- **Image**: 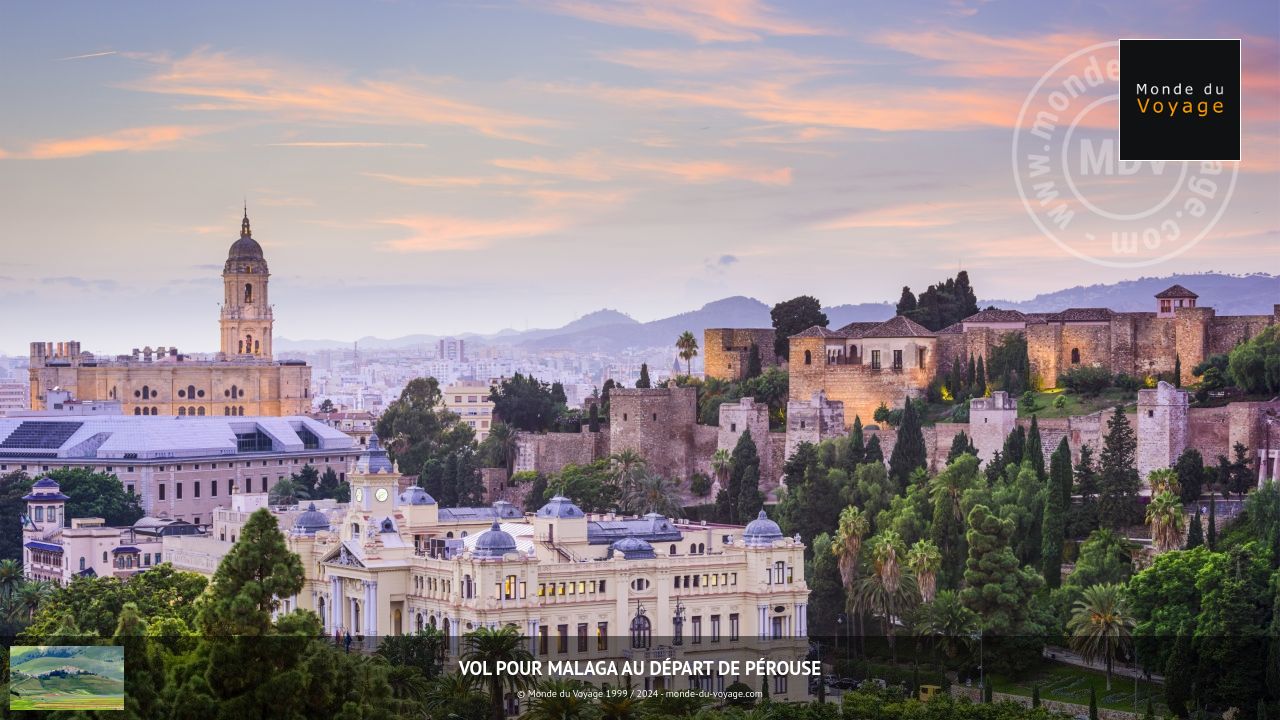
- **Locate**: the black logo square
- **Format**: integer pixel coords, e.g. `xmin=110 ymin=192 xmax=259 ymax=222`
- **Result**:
xmin=1119 ymin=39 xmax=1240 ymax=161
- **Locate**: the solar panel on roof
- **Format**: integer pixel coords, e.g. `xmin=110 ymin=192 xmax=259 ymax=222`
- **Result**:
xmin=0 ymin=421 xmax=83 ymax=450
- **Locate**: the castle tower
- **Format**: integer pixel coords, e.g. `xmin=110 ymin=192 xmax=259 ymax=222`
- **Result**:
xmin=22 ymin=477 xmax=68 ymax=540
xmin=221 ymin=206 xmax=274 ymax=358
xmin=969 ymin=391 xmax=1018 ymax=468
xmin=1137 ymin=380 xmax=1189 ymax=491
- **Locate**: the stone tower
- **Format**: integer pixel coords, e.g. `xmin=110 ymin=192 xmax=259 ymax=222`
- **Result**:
xmin=220 ymin=206 xmax=274 ymax=358
xmin=969 ymin=391 xmax=1018 ymax=468
xmin=1137 ymin=380 xmax=1189 ymax=489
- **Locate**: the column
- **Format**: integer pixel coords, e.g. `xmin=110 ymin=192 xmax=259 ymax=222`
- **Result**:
xmin=758 ymin=606 xmax=767 ymax=640
xmin=450 ymin=616 xmax=460 ymax=657
xmin=1261 ymin=450 xmax=1269 ymax=485
xmin=330 ymin=577 xmax=341 ymax=632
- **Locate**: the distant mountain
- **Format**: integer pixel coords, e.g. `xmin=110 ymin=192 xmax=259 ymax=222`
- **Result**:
xmin=275 ymin=273 xmax=1277 ymax=353
xmin=984 ymin=273 xmax=1279 ymax=315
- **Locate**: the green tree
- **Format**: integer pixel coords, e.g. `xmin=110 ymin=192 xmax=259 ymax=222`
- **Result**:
xmin=906 ymin=539 xmax=941 ymax=603
xmin=770 ymin=295 xmax=828 ymax=359
xmin=378 ymin=377 xmax=476 ymax=474
xmin=988 ymin=332 xmax=1032 ymax=395
xmin=588 ymin=403 xmax=600 ymax=432
xmin=727 ymin=429 xmax=760 ymax=524
xmin=960 ymin=504 xmax=1044 ymax=671
xmin=1206 ymin=494 xmax=1217 ymax=550
xmin=833 ymin=505 xmax=869 ymax=590
xmin=1068 ymin=584 xmax=1133 ymax=690
xmin=1097 ymin=406 xmax=1139 ymax=530
xmin=1174 ymin=447 xmax=1204 ymax=504
xmin=46 ymin=467 xmax=145 ymax=527
xmin=947 ymin=431 xmax=977 ymax=464
xmin=1067 ymin=529 xmax=1134 ymax=588
xmin=896 ymin=286 xmax=917 ymax=315
xmin=636 ymin=363 xmax=652 ymax=389
xmin=898 ymin=272 xmax=979 ymax=331
xmin=487 ymin=373 xmax=565 ymax=433
xmin=738 ymin=465 xmax=763 ymax=521
xmin=865 ymin=434 xmax=884 ymax=464
xmin=889 ymin=397 xmax=927 ymax=491
xmin=1041 ymin=438 xmax=1071 ymax=588
xmin=1227 ymin=324 xmax=1280 ymax=394
xmin=929 ymin=454 xmax=982 ymax=590
xmin=318 ymin=398 xmax=336 ymax=413
xmin=1025 ymin=415 xmax=1045 ymax=479
xmin=676 ymin=331 xmax=699 ymax=376
xmin=269 ymin=477 xmax=308 ymax=505
xmin=1145 ymin=491 xmax=1186 ymax=553
xmin=1002 ymin=426 xmax=1026 ymax=472
xmin=462 ymin=625 xmax=534 ymax=720
xmin=1185 ymin=508 xmax=1203 ymax=548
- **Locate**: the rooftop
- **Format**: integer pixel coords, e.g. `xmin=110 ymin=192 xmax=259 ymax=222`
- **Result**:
xmin=0 ymin=415 xmax=354 ymax=460
xmin=1155 ymin=284 xmax=1199 ymax=299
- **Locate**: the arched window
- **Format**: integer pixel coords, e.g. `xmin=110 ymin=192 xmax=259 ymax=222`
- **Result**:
xmin=254 ymin=339 xmax=260 ymax=354
xmin=134 ymin=407 xmax=142 ymax=416
xmin=245 ymin=334 xmax=254 ymax=354
xmin=803 ymin=350 xmax=812 ymax=365
xmin=630 ymin=613 xmax=652 ymax=649
xmin=142 ymin=385 xmax=151 ymax=399
xmin=102 ymin=551 xmax=108 ymax=563
xmin=238 ymin=340 xmax=244 ymax=353
xmin=197 ymin=407 xmax=205 ymax=416
xmin=187 ymin=385 xmax=196 ymax=400
xmin=698 ymin=543 xmax=705 ymax=554
xmin=79 ymin=557 xmax=85 ymax=571
xmin=416 ymin=614 xmax=423 ymax=633
xmin=189 ymin=406 xmax=196 ymax=416
xmin=1071 ymin=348 xmax=1081 ymax=364
xmin=178 ymin=407 xmax=186 ymax=416
xmin=670 ymin=544 xmax=677 ymax=556
xmin=244 ymin=283 xmax=253 ymax=303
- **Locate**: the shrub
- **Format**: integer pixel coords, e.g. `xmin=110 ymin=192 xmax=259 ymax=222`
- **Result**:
xmin=1114 ymin=373 xmax=1142 ymax=392
xmin=1058 ymin=366 xmax=1113 ymax=396
xmin=690 ymin=473 xmax=712 ymax=497
xmin=1053 ymin=395 xmax=1067 ymax=410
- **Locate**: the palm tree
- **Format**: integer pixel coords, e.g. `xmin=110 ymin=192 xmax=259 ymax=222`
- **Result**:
xmin=609 ymin=450 xmax=647 ymax=493
xmin=9 ymin=580 xmax=54 ymax=623
xmin=1067 ymin=583 xmax=1134 ymax=691
xmin=624 ymin=472 xmax=684 ymax=517
xmin=0 ymin=559 xmax=23 ymax=599
xmin=1146 ymin=468 xmax=1181 ymax=497
xmin=676 ymin=331 xmax=699 ymax=376
xmin=1145 ymin=490 xmax=1186 ymax=553
xmin=486 ymin=421 xmax=519 ymax=475
xmin=906 ymin=539 xmax=942 ymax=603
xmin=832 ymin=506 xmax=869 ymax=588
xmin=598 ymin=693 xmax=638 ymax=720
xmin=461 ymin=625 xmax=534 ymax=720
xmin=851 ymin=530 xmax=919 ymax=657
xmin=423 ymin=672 xmax=485 ymax=717
xmin=912 ymin=590 xmax=978 ymax=661
xmin=870 ymin=530 xmax=905 ymax=593
xmin=711 ymin=449 xmax=732 ymax=493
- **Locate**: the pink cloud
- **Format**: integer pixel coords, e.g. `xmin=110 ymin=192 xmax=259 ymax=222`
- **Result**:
xmin=124 ymin=49 xmax=552 ymax=143
xmin=379 ymin=214 xmax=570 ymax=252
xmin=541 ymin=0 xmax=835 ymax=43
xmin=14 ymin=125 xmax=207 ymax=159
xmin=362 ymin=172 xmax=550 ymax=188
xmin=492 ymin=150 xmax=792 ymax=185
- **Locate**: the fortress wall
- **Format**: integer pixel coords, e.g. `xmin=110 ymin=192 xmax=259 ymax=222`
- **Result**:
xmin=704 ymin=328 xmax=777 ymax=381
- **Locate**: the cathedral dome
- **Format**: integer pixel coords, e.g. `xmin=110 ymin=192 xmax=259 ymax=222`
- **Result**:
xmin=225 ymin=209 xmax=267 ymax=269
xmin=742 ymin=510 xmax=783 ymax=547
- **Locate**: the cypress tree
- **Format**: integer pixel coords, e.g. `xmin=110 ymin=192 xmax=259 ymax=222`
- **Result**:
xmin=1041 ymin=437 xmax=1071 ymax=588
xmin=1025 ymin=415 xmax=1045 ymax=480
xmin=1032 ymin=684 xmax=1041 ymax=708
xmin=1097 ymin=406 xmax=1140 ymax=530
xmin=728 ymin=429 xmax=760 ymax=523
xmin=1207 ymin=495 xmax=1217 ymax=549
xmin=951 ymin=356 xmax=964 ymax=398
xmin=847 ymin=416 xmax=866 ymax=469
xmin=889 ymin=398 xmax=927 ymax=491
xmin=1088 ymin=687 xmax=1098 ymax=720
xmin=865 ymin=434 xmax=884 ymax=464
xmin=738 ymin=465 xmax=763 ymax=521
xmin=985 ymin=450 xmax=1005 ymax=485
xmin=588 ymin=403 xmax=600 ymax=432
xmin=636 ymin=363 xmax=651 ymax=389
xmin=975 ymin=356 xmax=987 ymax=396
xmin=1185 ymin=509 xmax=1203 ymax=549
xmin=947 ymin=431 xmax=977 ymax=464
xmin=1003 ymin=425 xmax=1026 ymax=472
xmin=746 ymin=343 xmax=763 ymax=379
xmin=1174 ymin=356 xmax=1182 ymax=388
xmin=967 ymin=354 xmax=976 ymax=390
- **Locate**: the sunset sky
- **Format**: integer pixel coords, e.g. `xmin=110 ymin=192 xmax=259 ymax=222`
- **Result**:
xmin=1 ymin=0 xmax=1277 ymax=355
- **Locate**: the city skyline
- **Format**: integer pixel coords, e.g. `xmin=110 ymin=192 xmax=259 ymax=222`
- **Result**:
xmin=2 ymin=0 xmax=1278 ymax=355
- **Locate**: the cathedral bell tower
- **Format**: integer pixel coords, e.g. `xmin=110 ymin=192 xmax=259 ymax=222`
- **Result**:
xmin=220 ymin=206 xmax=274 ymax=358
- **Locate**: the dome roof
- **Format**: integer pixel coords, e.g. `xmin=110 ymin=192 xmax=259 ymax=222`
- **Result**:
xmin=537 ymin=496 xmax=584 ymax=519
xmin=610 ymin=536 xmax=656 ymax=560
xmin=398 ymin=487 xmax=436 ymax=506
xmin=473 ymin=520 xmax=518 ymax=559
xmin=32 ymin=477 xmax=60 ymax=489
xmin=354 ymin=434 xmax=395 ymax=474
xmin=292 ymin=503 xmax=330 ymax=534
xmin=743 ymin=510 xmax=783 ymax=547
xmin=228 ymin=210 xmax=264 ymax=260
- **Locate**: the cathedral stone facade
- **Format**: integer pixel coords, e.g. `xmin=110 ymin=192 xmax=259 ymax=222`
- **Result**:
xmin=28 ymin=210 xmax=312 ymax=417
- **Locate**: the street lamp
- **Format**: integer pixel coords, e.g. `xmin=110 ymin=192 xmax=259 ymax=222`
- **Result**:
xmin=672 ymin=597 xmax=685 ymax=646
xmin=836 ymin=614 xmax=846 ymax=660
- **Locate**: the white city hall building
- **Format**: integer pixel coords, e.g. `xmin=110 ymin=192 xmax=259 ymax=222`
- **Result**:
xmin=163 ymin=435 xmax=812 ymax=702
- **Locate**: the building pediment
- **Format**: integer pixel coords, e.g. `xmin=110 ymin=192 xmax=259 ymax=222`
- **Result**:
xmin=322 ymin=541 xmax=367 ymax=568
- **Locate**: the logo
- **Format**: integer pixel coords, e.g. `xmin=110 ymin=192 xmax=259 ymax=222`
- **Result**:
xmin=1119 ymin=39 xmax=1241 ymax=161
xmin=1012 ymin=41 xmax=1238 ymax=268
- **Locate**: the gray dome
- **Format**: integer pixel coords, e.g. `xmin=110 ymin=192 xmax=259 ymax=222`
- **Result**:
xmin=743 ymin=510 xmax=783 ymax=547
xmin=228 ymin=212 xmax=264 ymax=260
xmin=610 ymin=536 xmax=655 ymax=560
xmin=537 ymin=496 xmax=584 ymax=519
xmin=473 ymin=520 xmax=517 ymax=559
xmin=354 ymin=433 xmax=394 ymax=474
xmin=292 ymin=503 xmax=330 ymax=534
xmin=399 ymin=487 xmax=436 ymax=505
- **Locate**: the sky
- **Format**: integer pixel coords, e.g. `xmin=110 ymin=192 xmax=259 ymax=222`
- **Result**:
xmin=1 ymin=0 xmax=1277 ymax=355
